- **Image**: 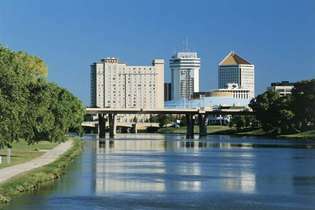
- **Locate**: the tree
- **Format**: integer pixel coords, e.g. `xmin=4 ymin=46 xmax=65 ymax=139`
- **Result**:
xmin=249 ymin=79 xmax=315 ymax=135
xmin=249 ymin=90 xmax=295 ymax=134
xmin=0 ymin=45 xmax=85 ymax=149
xmin=230 ymin=115 xmax=246 ymax=130
xmin=45 ymin=83 xmax=85 ymax=142
xmin=0 ymin=46 xmax=31 ymax=148
xmin=22 ymin=78 xmax=54 ymax=143
xmin=15 ymin=51 xmax=48 ymax=77
xmin=249 ymin=90 xmax=279 ymax=132
xmin=150 ymin=114 xmax=174 ymax=128
xmin=291 ymin=79 xmax=315 ymax=131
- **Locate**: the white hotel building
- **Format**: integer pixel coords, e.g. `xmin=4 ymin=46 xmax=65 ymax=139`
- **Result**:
xmin=170 ymin=52 xmax=200 ymax=100
xmin=90 ymin=58 xmax=164 ymax=110
xmin=218 ymin=51 xmax=255 ymax=98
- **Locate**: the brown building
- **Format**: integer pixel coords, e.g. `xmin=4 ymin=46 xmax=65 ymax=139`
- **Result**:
xmin=164 ymin=83 xmax=172 ymax=101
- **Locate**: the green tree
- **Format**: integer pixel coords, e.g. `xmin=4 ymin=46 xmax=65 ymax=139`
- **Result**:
xmin=0 ymin=45 xmax=85 ymax=149
xmin=249 ymin=90 xmax=279 ymax=132
xmin=291 ymin=79 xmax=315 ymax=131
xmin=0 ymin=46 xmax=31 ymax=148
xmin=22 ymin=78 xmax=54 ymax=143
xmin=230 ymin=115 xmax=246 ymax=131
xmin=15 ymin=51 xmax=48 ymax=77
xmin=249 ymin=90 xmax=295 ymax=134
xmin=45 ymin=83 xmax=84 ymax=142
xmin=150 ymin=114 xmax=174 ymax=128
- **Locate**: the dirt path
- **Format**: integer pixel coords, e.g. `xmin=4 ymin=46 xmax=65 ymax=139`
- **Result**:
xmin=0 ymin=140 xmax=73 ymax=184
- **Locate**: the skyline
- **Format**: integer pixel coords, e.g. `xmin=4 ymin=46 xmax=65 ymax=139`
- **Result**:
xmin=0 ymin=0 xmax=314 ymax=105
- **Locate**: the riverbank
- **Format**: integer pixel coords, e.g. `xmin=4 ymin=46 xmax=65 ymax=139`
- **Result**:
xmin=212 ymin=128 xmax=315 ymax=140
xmin=0 ymin=138 xmax=83 ymax=204
xmin=158 ymin=126 xmax=315 ymax=140
xmin=158 ymin=125 xmax=231 ymax=134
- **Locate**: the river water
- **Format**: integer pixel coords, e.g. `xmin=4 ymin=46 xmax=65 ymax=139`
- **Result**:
xmin=3 ymin=134 xmax=315 ymax=210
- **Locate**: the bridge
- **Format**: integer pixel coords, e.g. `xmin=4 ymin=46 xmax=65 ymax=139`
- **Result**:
xmin=82 ymin=121 xmax=160 ymax=133
xmin=85 ymin=107 xmax=253 ymax=139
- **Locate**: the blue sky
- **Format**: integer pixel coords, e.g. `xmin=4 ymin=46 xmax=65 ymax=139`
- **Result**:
xmin=0 ymin=0 xmax=314 ymax=105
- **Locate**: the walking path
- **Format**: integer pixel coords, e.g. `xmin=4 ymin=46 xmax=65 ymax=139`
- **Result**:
xmin=0 ymin=140 xmax=73 ymax=184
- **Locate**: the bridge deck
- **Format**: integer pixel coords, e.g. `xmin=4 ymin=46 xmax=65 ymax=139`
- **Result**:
xmin=86 ymin=108 xmax=253 ymax=115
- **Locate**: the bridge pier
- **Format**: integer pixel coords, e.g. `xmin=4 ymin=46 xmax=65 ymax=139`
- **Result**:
xmin=109 ymin=113 xmax=117 ymax=138
xmin=132 ymin=123 xmax=138 ymax=134
xmin=98 ymin=114 xmax=106 ymax=139
xmin=198 ymin=114 xmax=208 ymax=137
xmin=87 ymin=108 xmax=253 ymax=140
xmin=186 ymin=114 xmax=194 ymax=139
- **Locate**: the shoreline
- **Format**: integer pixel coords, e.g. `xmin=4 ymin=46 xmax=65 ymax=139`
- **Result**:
xmin=158 ymin=126 xmax=315 ymax=140
xmin=0 ymin=138 xmax=83 ymax=204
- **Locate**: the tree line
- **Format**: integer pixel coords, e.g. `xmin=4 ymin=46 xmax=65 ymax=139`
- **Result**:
xmin=231 ymin=79 xmax=315 ymax=135
xmin=0 ymin=45 xmax=85 ymax=148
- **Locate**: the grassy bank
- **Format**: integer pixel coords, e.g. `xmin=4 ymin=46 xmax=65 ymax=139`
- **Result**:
xmin=213 ymin=128 xmax=315 ymax=140
xmin=279 ymin=130 xmax=315 ymax=140
xmin=159 ymin=126 xmax=315 ymax=140
xmin=158 ymin=125 xmax=232 ymax=134
xmin=0 ymin=141 xmax=58 ymax=169
xmin=0 ymin=138 xmax=83 ymax=204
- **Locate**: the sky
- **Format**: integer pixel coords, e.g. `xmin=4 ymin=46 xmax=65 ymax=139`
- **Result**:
xmin=0 ymin=0 xmax=314 ymax=105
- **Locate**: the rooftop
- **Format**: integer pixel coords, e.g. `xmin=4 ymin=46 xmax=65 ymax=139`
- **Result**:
xmin=171 ymin=52 xmax=199 ymax=59
xmin=219 ymin=51 xmax=251 ymax=65
xmin=271 ymin=81 xmax=294 ymax=86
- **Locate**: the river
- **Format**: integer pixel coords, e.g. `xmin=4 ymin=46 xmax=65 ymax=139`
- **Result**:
xmin=3 ymin=134 xmax=315 ymax=210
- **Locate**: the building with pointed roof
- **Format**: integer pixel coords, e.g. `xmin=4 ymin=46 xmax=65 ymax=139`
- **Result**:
xmin=218 ymin=51 xmax=255 ymax=98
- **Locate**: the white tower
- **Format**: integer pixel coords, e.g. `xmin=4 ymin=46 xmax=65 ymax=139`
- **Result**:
xmin=170 ymin=52 xmax=200 ymax=100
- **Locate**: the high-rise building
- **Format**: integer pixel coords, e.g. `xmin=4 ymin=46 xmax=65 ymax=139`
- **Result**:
xmin=90 ymin=57 xmax=164 ymax=109
xmin=164 ymin=83 xmax=172 ymax=101
xmin=170 ymin=52 xmax=200 ymax=100
xmin=218 ymin=51 xmax=255 ymax=98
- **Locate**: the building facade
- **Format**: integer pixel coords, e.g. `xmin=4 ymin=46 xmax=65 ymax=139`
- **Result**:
xmin=269 ymin=81 xmax=294 ymax=97
xmin=91 ymin=57 xmax=164 ymax=109
xmin=210 ymin=88 xmax=251 ymax=99
xmin=165 ymin=96 xmax=251 ymax=109
xmin=170 ymin=52 xmax=200 ymax=100
xmin=218 ymin=51 xmax=255 ymax=98
xmin=164 ymin=83 xmax=172 ymax=101
xmin=193 ymin=83 xmax=251 ymax=100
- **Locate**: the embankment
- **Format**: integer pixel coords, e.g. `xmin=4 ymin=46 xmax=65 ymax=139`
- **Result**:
xmin=0 ymin=138 xmax=83 ymax=204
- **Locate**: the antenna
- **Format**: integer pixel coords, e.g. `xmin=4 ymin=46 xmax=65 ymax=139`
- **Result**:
xmin=181 ymin=37 xmax=190 ymax=52
xmin=184 ymin=37 xmax=189 ymax=51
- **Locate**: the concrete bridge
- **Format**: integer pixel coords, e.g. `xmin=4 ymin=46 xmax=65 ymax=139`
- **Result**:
xmin=82 ymin=121 xmax=159 ymax=128
xmin=82 ymin=121 xmax=159 ymax=133
xmin=85 ymin=107 xmax=253 ymax=139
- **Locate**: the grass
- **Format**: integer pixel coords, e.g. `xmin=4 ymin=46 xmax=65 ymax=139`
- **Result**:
xmin=0 ymin=140 xmax=58 ymax=169
xmin=0 ymin=138 xmax=83 ymax=204
xmin=159 ymin=125 xmax=315 ymax=140
xmin=279 ymin=130 xmax=315 ymax=140
xmin=218 ymin=128 xmax=315 ymax=140
xmin=158 ymin=125 xmax=232 ymax=134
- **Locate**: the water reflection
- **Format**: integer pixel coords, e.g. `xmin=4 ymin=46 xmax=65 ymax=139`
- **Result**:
xmin=221 ymin=171 xmax=256 ymax=193
xmin=95 ymin=139 xmax=167 ymax=194
xmin=4 ymin=134 xmax=315 ymax=210
xmin=94 ymin=137 xmax=259 ymax=195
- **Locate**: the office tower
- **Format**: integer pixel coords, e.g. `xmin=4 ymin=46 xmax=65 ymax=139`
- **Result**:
xmin=170 ymin=52 xmax=200 ymax=100
xmin=218 ymin=51 xmax=255 ymax=98
xmin=91 ymin=57 xmax=164 ymax=109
